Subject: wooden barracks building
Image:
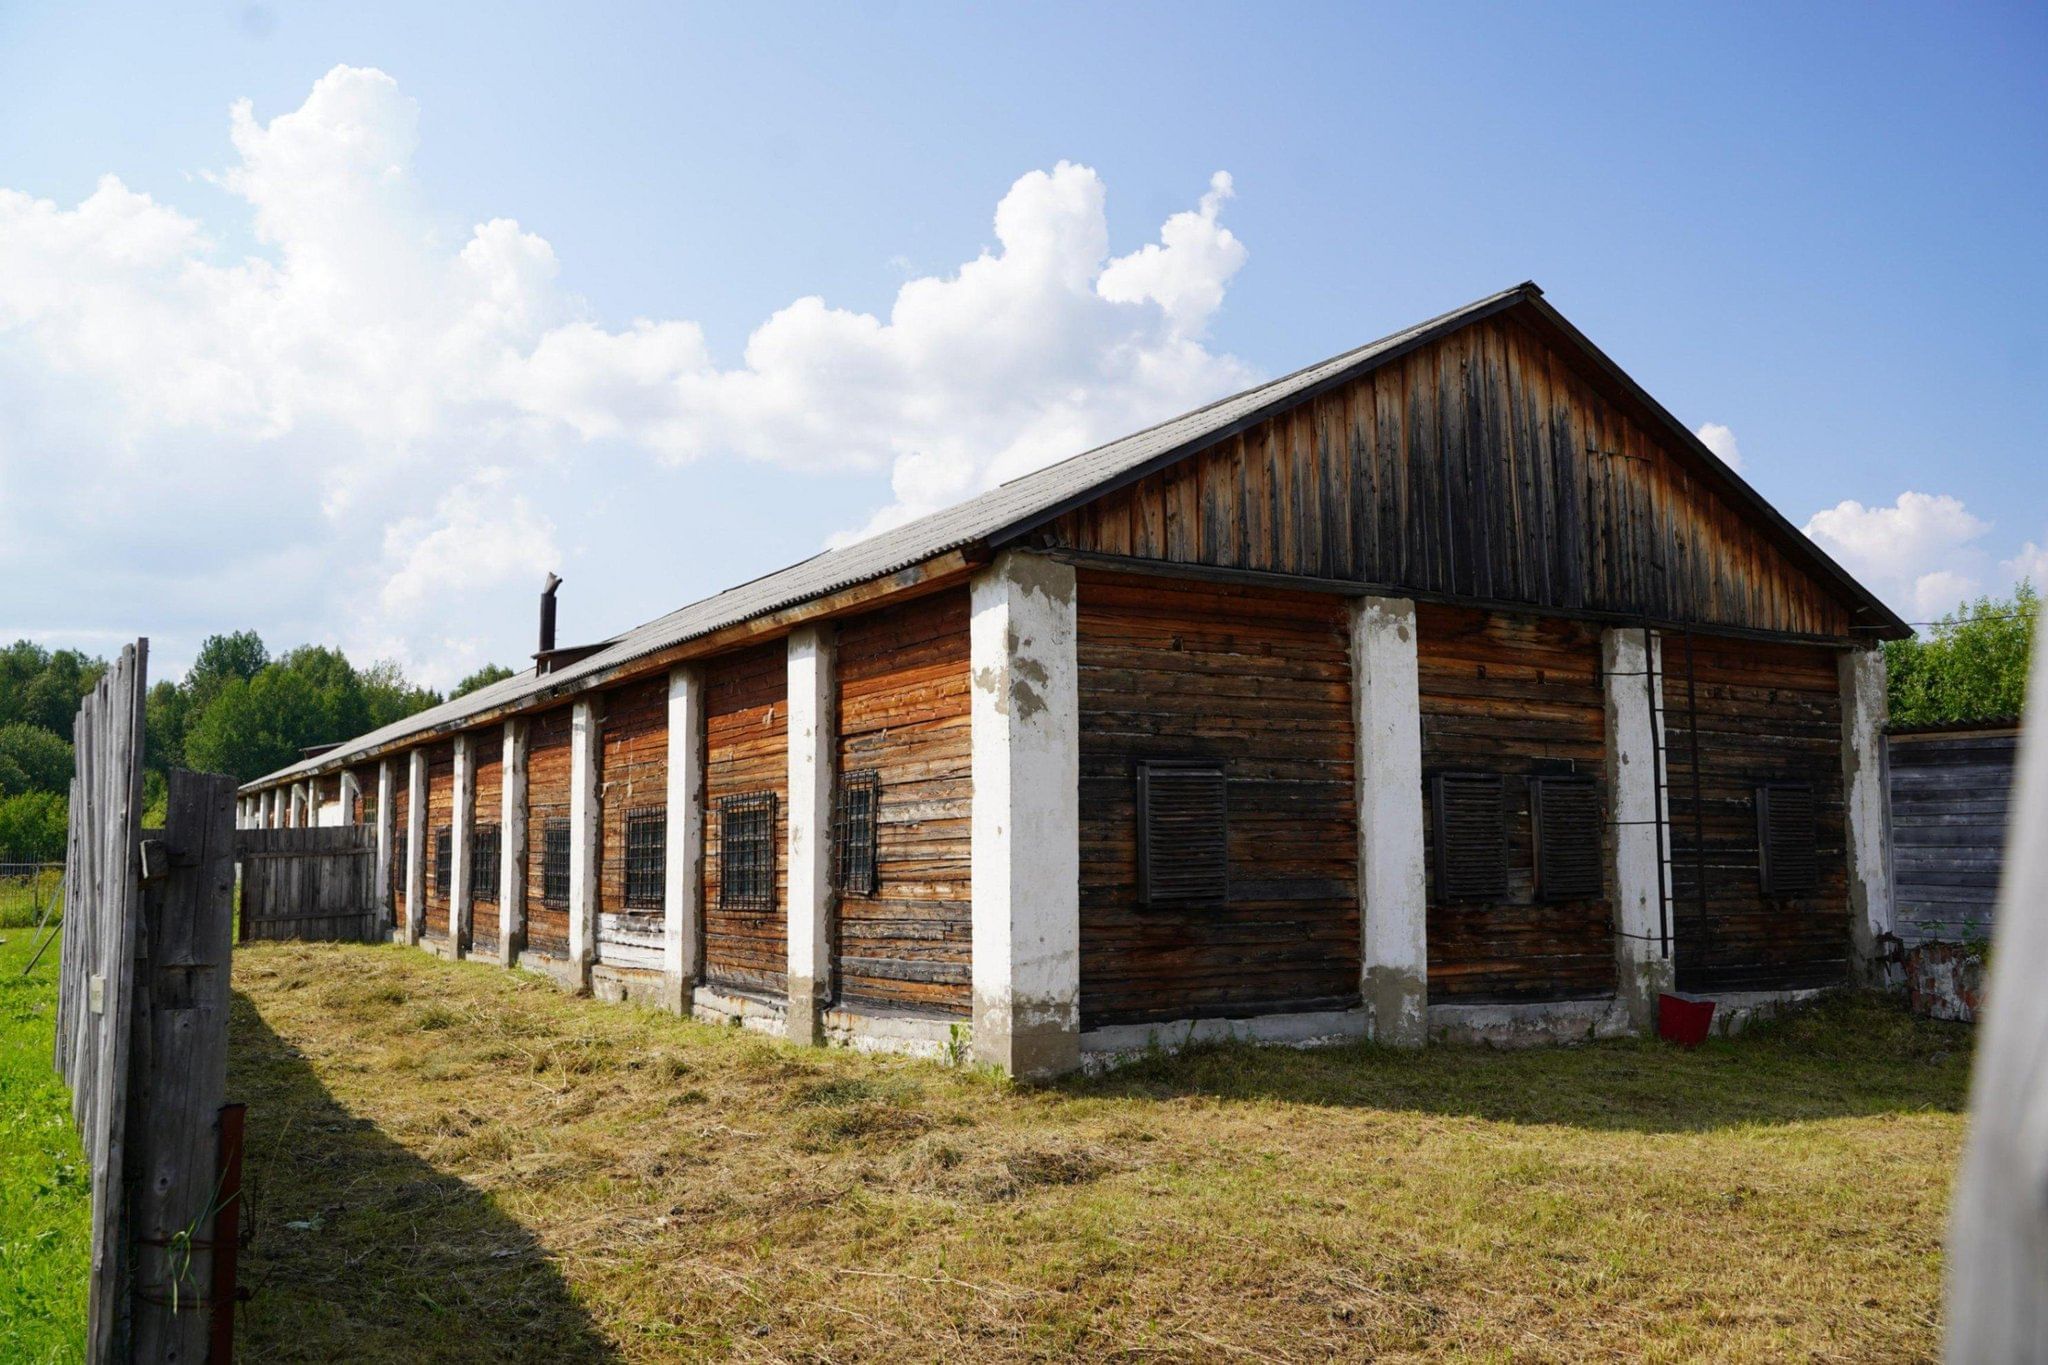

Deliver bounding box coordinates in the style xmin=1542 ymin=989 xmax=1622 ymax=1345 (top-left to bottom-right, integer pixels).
xmin=240 ymin=284 xmax=1905 ymax=1076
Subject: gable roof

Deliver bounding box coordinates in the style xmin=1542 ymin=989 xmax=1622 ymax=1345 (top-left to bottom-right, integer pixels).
xmin=246 ymin=282 xmax=1905 ymax=792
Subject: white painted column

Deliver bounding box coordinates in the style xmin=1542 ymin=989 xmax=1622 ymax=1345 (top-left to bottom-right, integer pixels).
xmin=451 ymin=734 xmax=475 ymax=959
xmin=1840 ymin=646 xmax=1897 ymax=987
xmin=786 ymin=626 xmax=837 ymax=1044
xmin=969 ymin=550 xmax=1081 ymax=1078
xmin=499 ymin=719 xmax=528 ymax=968
xmin=375 ymin=759 xmax=395 ymax=933
xmin=405 ymin=750 xmax=427 ymax=945
xmin=290 ymin=782 xmax=306 ymax=827
xmin=339 ymin=770 xmax=360 ymax=825
xmin=1351 ymin=596 xmax=1429 ymax=1046
xmin=663 ymin=667 xmax=705 ymax=1014
xmin=567 ymin=697 xmax=601 ymax=991
xmin=268 ymin=788 xmax=281 ymax=829
xmin=1604 ymin=627 xmax=1674 ymax=1032
xmin=259 ymin=789 xmax=272 ymax=829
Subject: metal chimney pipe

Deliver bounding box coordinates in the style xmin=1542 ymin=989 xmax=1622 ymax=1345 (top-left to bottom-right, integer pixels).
xmin=539 ymin=572 xmax=562 ymax=657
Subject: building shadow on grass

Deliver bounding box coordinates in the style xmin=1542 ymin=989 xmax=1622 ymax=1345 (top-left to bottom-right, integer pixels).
xmin=1060 ymin=992 xmax=1974 ymax=1134
xmin=225 ymin=993 xmax=617 ymax=1363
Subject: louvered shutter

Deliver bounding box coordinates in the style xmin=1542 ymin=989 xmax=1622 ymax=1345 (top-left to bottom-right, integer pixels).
xmin=1138 ymin=760 xmax=1228 ymax=906
xmin=1757 ymin=785 xmax=1818 ymax=897
xmin=1531 ymin=776 xmax=1602 ymax=901
xmin=1433 ymin=773 xmax=1506 ymax=902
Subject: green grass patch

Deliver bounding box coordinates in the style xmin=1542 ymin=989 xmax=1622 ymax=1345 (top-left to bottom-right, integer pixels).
xmin=226 ymin=942 xmax=1970 ymax=1362
xmin=0 ymin=924 xmax=88 ymax=1362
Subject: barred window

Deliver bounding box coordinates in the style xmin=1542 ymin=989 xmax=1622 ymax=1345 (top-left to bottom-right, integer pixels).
xmin=541 ymin=817 xmax=572 ymax=906
xmin=1530 ymin=775 xmax=1601 ymax=902
xmin=719 ymin=792 xmax=777 ymax=913
xmin=433 ymin=826 xmax=453 ymax=898
xmin=835 ymin=771 xmax=880 ymax=897
xmin=471 ymin=823 xmax=502 ymax=902
xmin=1756 ymin=784 xmax=1819 ymax=897
xmin=625 ymin=807 xmax=667 ymax=908
xmin=1137 ymin=759 xmax=1228 ymax=907
xmin=1432 ymin=773 xmax=1506 ymax=902
xmin=392 ymin=832 xmax=407 ymax=900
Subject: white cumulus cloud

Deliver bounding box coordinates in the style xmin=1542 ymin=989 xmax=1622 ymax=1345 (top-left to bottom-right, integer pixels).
xmin=1804 ymin=491 xmax=1992 ymax=620
xmin=0 ymin=65 xmax=1253 ymax=685
xmin=1692 ymin=421 xmax=1744 ymax=472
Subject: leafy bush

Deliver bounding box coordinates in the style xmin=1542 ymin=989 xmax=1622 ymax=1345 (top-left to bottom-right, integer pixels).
xmin=0 ymin=791 xmax=67 ymax=862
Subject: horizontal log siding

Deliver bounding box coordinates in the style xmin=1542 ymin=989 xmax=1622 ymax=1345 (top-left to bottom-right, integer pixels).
xmin=525 ymin=706 xmax=575 ymax=957
xmin=390 ymin=776 xmax=409 ymax=925
xmin=1417 ymin=604 xmax=1615 ymax=1003
xmin=598 ymin=678 xmax=668 ymax=966
xmin=833 ymin=590 xmax=972 ymax=1016
xmin=1076 ymin=570 xmax=1359 ymax=1027
xmin=702 ymin=642 xmax=789 ymax=996
xmin=1664 ymin=635 xmax=1850 ymax=992
xmin=470 ymin=727 xmax=503 ymax=956
xmin=1042 ymin=315 xmax=1853 ymax=640
xmin=422 ymin=741 xmax=454 ymax=940
xmin=349 ymin=763 xmax=377 ymax=827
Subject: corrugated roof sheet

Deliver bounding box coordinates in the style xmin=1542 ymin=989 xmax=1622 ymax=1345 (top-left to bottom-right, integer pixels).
xmin=246 ymin=284 xmax=1536 ymax=791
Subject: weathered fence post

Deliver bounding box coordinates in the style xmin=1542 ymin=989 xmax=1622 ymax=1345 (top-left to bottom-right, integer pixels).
xmin=130 ymin=769 xmax=237 ymax=1363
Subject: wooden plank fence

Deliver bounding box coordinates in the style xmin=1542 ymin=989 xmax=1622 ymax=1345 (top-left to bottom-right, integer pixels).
xmin=1887 ymin=723 xmax=2019 ymax=946
xmin=54 ymin=640 xmax=241 ymax=1363
xmin=236 ymin=826 xmax=381 ymax=943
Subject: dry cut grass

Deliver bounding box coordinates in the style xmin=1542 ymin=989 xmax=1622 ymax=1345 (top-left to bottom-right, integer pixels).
xmin=228 ymin=942 xmax=1968 ymax=1362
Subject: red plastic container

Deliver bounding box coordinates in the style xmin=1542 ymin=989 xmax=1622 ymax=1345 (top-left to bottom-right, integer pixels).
xmin=1657 ymin=992 xmax=1716 ymax=1049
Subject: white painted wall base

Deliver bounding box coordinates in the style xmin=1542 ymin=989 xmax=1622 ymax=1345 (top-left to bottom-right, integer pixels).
xmin=590 ymin=962 xmax=669 ymax=1010
xmin=1427 ymin=998 xmax=1633 ymax=1047
xmin=821 ymin=1004 xmax=965 ymax=1061
xmin=1080 ymin=1006 xmax=1370 ymax=1068
xmin=1701 ymin=987 xmax=1834 ymax=1037
xmin=691 ymin=982 xmax=788 ymax=1036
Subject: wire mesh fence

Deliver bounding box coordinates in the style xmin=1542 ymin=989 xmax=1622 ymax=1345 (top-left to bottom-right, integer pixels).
xmin=0 ymin=860 xmax=64 ymax=929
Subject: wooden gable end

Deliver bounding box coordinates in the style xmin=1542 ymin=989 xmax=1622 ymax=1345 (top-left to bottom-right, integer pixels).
xmin=1035 ymin=312 xmax=1859 ymax=639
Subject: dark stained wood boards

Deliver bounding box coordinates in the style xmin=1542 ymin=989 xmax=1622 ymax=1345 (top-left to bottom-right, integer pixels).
xmin=525 ymin=706 xmax=574 ymax=957
xmin=1075 ymin=570 xmax=1360 ymax=1027
xmin=701 ymin=642 xmax=789 ymax=996
xmin=1041 ymin=315 xmax=1856 ymax=641
xmin=1417 ymin=604 xmax=1615 ymax=1003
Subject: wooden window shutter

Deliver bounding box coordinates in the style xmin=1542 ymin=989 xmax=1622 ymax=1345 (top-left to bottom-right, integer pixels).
xmin=1137 ymin=759 xmax=1228 ymax=907
xmin=1432 ymin=773 xmax=1506 ymax=902
xmin=1757 ymin=784 xmax=1819 ymax=897
xmin=1531 ymin=775 xmax=1601 ymax=901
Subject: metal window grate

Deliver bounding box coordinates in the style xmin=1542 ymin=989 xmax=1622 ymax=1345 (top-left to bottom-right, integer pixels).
xmin=625 ymin=807 xmax=667 ymax=908
xmin=835 ymin=771 xmax=880 ymax=897
xmin=471 ymin=823 xmax=502 ymax=902
xmin=1756 ymin=784 xmax=1819 ymax=897
xmin=541 ymin=818 xmax=572 ymax=906
xmin=1137 ymin=759 xmax=1228 ymax=907
xmin=719 ymin=792 xmax=777 ymax=913
xmin=1432 ymin=772 xmax=1506 ymax=902
xmin=1531 ymin=775 xmax=1602 ymax=902
xmin=392 ymin=833 xmax=407 ymax=901
xmin=433 ymin=826 xmax=453 ymax=899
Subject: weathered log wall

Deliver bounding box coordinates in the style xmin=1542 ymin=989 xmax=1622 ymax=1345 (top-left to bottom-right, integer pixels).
xmin=833 ymin=589 xmax=973 ymax=1015
xmin=702 ymin=642 xmax=789 ymax=996
xmin=350 ymin=762 xmax=377 ymax=826
xmin=471 ymin=726 xmax=503 ymax=956
xmin=598 ymin=677 xmax=668 ymax=968
xmin=1041 ymin=314 xmax=1854 ymax=640
xmin=238 ymin=826 xmax=380 ymax=942
xmin=1418 ymin=604 xmax=1615 ymax=1003
xmin=390 ymin=772 xmax=409 ymax=926
xmin=525 ymin=706 xmax=575 ymax=957
xmin=1075 ymin=569 xmax=1359 ymax=1027
xmin=421 ymin=741 xmax=454 ymax=939
xmin=1664 ymin=635 xmax=1849 ymax=992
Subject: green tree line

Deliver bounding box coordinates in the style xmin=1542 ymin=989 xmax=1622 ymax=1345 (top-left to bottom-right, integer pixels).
xmin=1884 ymin=582 xmax=2037 ymax=727
xmin=0 ymin=634 xmax=511 ymax=860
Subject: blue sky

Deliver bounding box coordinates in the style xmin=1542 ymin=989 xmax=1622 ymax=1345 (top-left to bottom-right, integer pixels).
xmin=2 ymin=1 xmax=2043 ymax=685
